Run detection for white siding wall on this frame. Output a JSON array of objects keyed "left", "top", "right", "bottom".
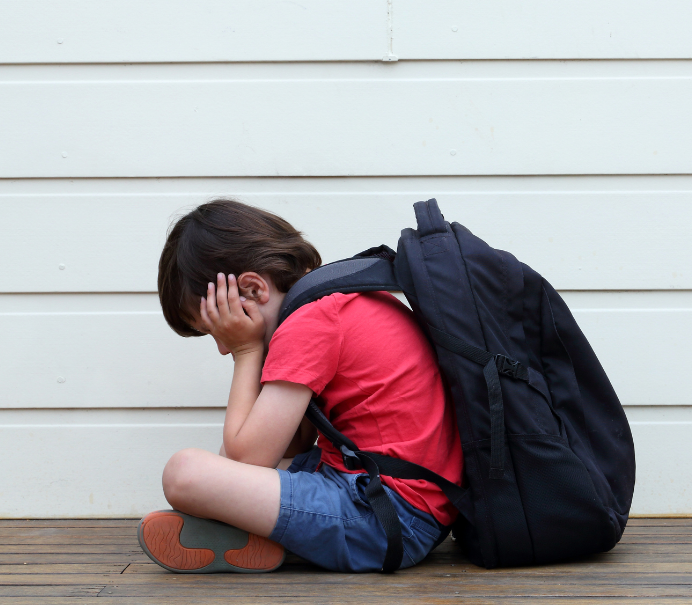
[{"left": 1, "top": 1, "right": 690, "bottom": 517}]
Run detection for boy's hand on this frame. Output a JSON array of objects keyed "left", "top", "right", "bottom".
[{"left": 200, "top": 273, "right": 266, "bottom": 357}]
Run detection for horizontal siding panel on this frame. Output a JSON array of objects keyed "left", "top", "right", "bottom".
[
  {"left": 573, "top": 309, "right": 692, "bottom": 406},
  {"left": 1, "top": 188, "right": 690, "bottom": 292},
  {"left": 628, "top": 406, "right": 692, "bottom": 516},
  {"left": 0, "top": 293, "right": 689, "bottom": 408},
  {"left": 0, "top": 0, "right": 386, "bottom": 64},
  {"left": 0, "top": 405, "right": 686, "bottom": 517},
  {"left": 3, "top": 63, "right": 692, "bottom": 177},
  {"left": 0, "top": 408, "right": 224, "bottom": 518},
  {"left": 3, "top": 1, "right": 692, "bottom": 63},
  {"left": 395, "top": 0, "right": 692, "bottom": 59},
  {"left": 0, "top": 310, "right": 230, "bottom": 409}
]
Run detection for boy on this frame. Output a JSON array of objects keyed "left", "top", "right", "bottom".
[{"left": 138, "top": 198, "right": 463, "bottom": 573}]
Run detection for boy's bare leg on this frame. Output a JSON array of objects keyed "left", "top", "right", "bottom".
[{"left": 162, "top": 447, "right": 281, "bottom": 537}]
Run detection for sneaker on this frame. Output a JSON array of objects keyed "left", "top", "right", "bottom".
[{"left": 137, "top": 510, "right": 285, "bottom": 573}]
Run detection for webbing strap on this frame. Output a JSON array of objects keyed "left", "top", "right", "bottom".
[
  {"left": 357, "top": 452, "right": 404, "bottom": 573},
  {"left": 305, "top": 400, "right": 358, "bottom": 452},
  {"left": 483, "top": 358, "right": 505, "bottom": 479},
  {"left": 427, "top": 325, "right": 529, "bottom": 382},
  {"left": 304, "top": 401, "right": 468, "bottom": 573},
  {"left": 362, "top": 452, "right": 468, "bottom": 511},
  {"left": 427, "top": 325, "right": 494, "bottom": 367},
  {"left": 305, "top": 402, "right": 403, "bottom": 571},
  {"left": 427, "top": 325, "right": 532, "bottom": 480}
]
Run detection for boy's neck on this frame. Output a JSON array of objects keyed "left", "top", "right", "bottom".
[{"left": 261, "top": 290, "right": 286, "bottom": 349}]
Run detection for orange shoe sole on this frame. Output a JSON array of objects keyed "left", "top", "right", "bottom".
[{"left": 137, "top": 510, "right": 285, "bottom": 573}]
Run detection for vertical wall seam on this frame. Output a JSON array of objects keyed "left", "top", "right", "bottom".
[{"left": 383, "top": 0, "right": 398, "bottom": 61}]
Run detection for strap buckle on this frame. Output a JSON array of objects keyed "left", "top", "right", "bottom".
[
  {"left": 340, "top": 445, "right": 362, "bottom": 471},
  {"left": 495, "top": 354, "right": 521, "bottom": 379}
]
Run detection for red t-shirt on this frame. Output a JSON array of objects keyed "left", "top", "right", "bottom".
[{"left": 261, "top": 291, "right": 463, "bottom": 526}]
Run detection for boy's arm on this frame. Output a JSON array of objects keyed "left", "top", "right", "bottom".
[
  {"left": 219, "top": 416, "right": 316, "bottom": 460},
  {"left": 201, "top": 273, "right": 314, "bottom": 467},
  {"left": 221, "top": 347, "right": 313, "bottom": 467},
  {"left": 283, "top": 416, "right": 318, "bottom": 458},
  {"left": 224, "top": 378, "right": 313, "bottom": 467},
  {"left": 220, "top": 415, "right": 316, "bottom": 461}
]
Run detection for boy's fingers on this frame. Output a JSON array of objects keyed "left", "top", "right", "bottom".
[
  {"left": 216, "top": 273, "right": 230, "bottom": 318},
  {"left": 240, "top": 297, "right": 262, "bottom": 322},
  {"left": 199, "top": 297, "right": 213, "bottom": 330},
  {"left": 206, "top": 282, "right": 219, "bottom": 321},
  {"left": 226, "top": 274, "right": 245, "bottom": 317}
]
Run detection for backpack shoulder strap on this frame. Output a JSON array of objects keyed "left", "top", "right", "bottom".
[
  {"left": 278, "top": 244, "right": 469, "bottom": 572},
  {"left": 278, "top": 246, "right": 399, "bottom": 325},
  {"left": 305, "top": 400, "right": 469, "bottom": 573}
]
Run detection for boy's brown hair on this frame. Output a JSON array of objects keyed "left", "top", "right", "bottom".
[{"left": 158, "top": 198, "right": 322, "bottom": 337}]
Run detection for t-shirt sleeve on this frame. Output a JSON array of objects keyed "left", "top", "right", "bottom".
[{"left": 261, "top": 296, "right": 342, "bottom": 395}]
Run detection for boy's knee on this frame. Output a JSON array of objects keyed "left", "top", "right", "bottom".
[{"left": 162, "top": 448, "right": 205, "bottom": 508}]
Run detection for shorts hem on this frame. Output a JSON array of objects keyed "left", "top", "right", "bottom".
[{"left": 269, "top": 469, "right": 293, "bottom": 543}]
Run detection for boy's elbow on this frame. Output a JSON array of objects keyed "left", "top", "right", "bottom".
[
  {"left": 222, "top": 434, "right": 255, "bottom": 465},
  {"left": 222, "top": 435, "right": 242, "bottom": 462},
  {"left": 223, "top": 435, "right": 280, "bottom": 468}
]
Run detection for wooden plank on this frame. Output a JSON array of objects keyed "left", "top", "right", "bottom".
[
  {"left": 0, "top": 598, "right": 457, "bottom": 605},
  {"left": 623, "top": 526, "right": 692, "bottom": 535},
  {"left": 429, "top": 553, "right": 692, "bottom": 565},
  {"left": 432, "top": 538, "right": 692, "bottom": 554},
  {"left": 395, "top": 0, "right": 692, "bottom": 59},
  {"left": 0, "top": 598, "right": 479, "bottom": 605},
  {"left": 0, "top": 553, "right": 148, "bottom": 564},
  {"left": 3, "top": 62, "right": 692, "bottom": 177},
  {"left": 619, "top": 537, "right": 692, "bottom": 544},
  {"left": 121, "top": 559, "right": 692, "bottom": 575},
  {"left": 0, "top": 521, "right": 138, "bottom": 541},
  {"left": 2, "top": 537, "right": 690, "bottom": 565},
  {"left": 0, "top": 520, "right": 139, "bottom": 528},
  {"left": 3, "top": 567, "right": 691, "bottom": 586},
  {"left": 609, "top": 545, "right": 692, "bottom": 555},
  {"left": 2, "top": 589, "right": 689, "bottom": 605},
  {"left": 0, "top": 0, "right": 386, "bottom": 64},
  {"left": 9, "top": 587, "right": 689, "bottom": 605},
  {"left": 0, "top": 528, "right": 140, "bottom": 540},
  {"left": 411, "top": 561, "right": 692, "bottom": 575},
  {"left": 0, "top": 564, "right": 127, "bottom": 574},
  {"left": 628, "top": 518, "right": 692, "bottom": 525},
  {"left": 0, "top": 523, "right": 690, "bottom": 604},
  {"left": 0, "top": 545, "right": 142, "bottom": 555},
  {"left": 44, "top": 579, "right": 692, "bottom": 598},
  {"left": 0, "top": 536, "right": 138, "bottom": 545},
  {"left": 0, "top": 587, "right": 104, "bottom": 598},
  {"left": 2, "top": 189, "right": 691, "bottom": 292}
]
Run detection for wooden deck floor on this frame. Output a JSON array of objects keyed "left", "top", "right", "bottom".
[{"left": 0, "top": 518, "right": 690, "bottom": 604}]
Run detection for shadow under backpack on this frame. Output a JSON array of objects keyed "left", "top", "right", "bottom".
[{"left": 277, "top": 199, "right": 636, "bottom": 573}]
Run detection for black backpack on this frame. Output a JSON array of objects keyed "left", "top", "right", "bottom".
[{"left": 278, "top": 198, "right": 636, "bottom": 573}]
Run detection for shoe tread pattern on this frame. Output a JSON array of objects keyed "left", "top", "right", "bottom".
[
  {"left": 141, "top": 512, "right": 214, "bottom": 570},
  {"left": 224, "top": 533, "right": 284, "bottom": 570}
]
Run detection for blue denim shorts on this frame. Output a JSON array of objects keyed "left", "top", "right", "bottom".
[{"left": 269, "top": 447, "right": 449, "bottom": 572}]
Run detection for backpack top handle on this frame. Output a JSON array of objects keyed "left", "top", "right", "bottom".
[{"left": 414, "top": 198, "right": 447, "bottom": 236}]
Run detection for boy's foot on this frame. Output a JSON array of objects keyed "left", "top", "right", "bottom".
[{"left": 137, "top": 510, "right": 285, "bottom": 573}]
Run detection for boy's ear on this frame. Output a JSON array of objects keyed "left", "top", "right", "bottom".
[{"left": 237, "top": 272, "right": 269, "bottom": 304}]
